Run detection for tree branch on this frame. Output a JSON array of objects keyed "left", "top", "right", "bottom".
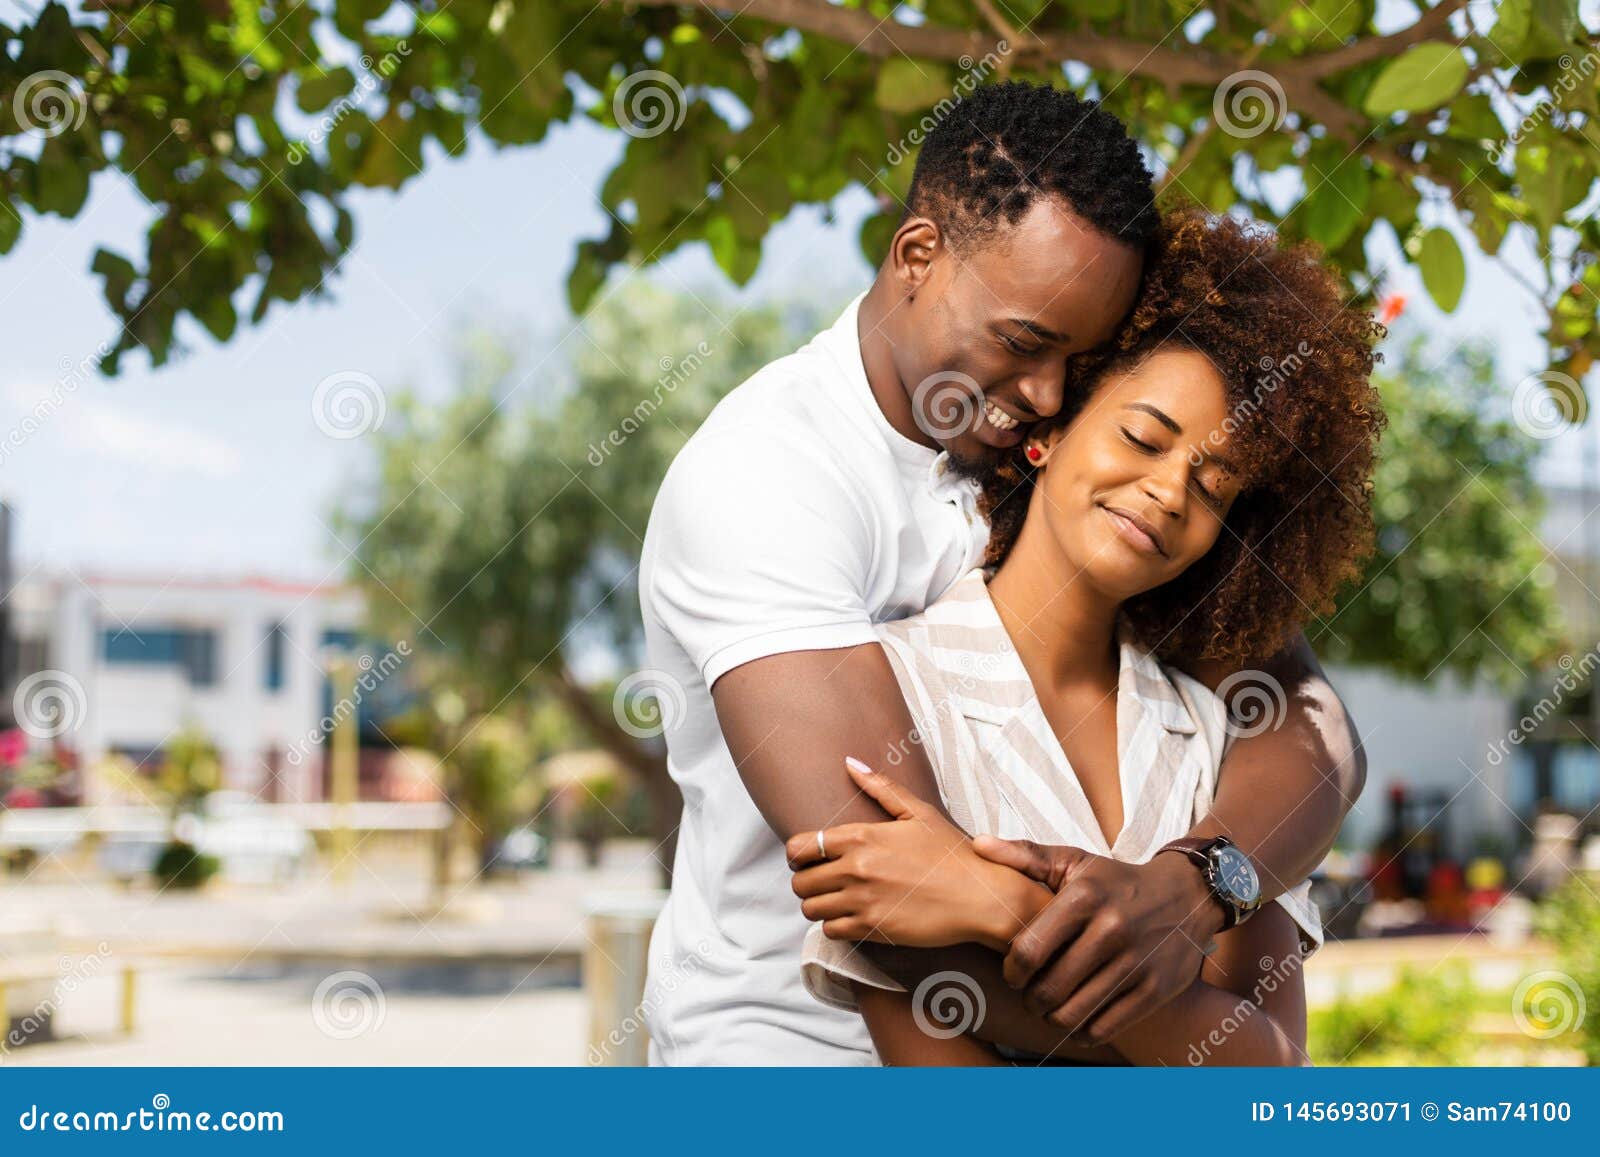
[
  {"left": 616, "top": 0, "right": 1238, "bottom": 87},
  {"left": 613, "top": 0, "right": 1456, "bottom": 152},
  {"left": 1291, "top": 0, "right": 1472, "bottom": 79}
]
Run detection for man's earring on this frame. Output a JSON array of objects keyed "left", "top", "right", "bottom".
[{"left": 1025, "top": 444, "right": 1043, "bottom": 464}]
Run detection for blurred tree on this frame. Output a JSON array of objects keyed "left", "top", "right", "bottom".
[
  {"left": 1315, "top": 339, "right": 1563, "bottom": 684},
  {"left": 336, "top": 284, "right": 801, "bottom": 881},
  {"left": 3, "top": 1, "right": 1598, "bottom": 415}
]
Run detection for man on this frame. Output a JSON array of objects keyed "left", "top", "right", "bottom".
[{"left": 639, "top": 82, "right": 1363, "bottom": 1065}]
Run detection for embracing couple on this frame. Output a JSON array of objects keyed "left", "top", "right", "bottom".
[{"left": 638, "top": 81, "right": 1382, "bottom": 1066}]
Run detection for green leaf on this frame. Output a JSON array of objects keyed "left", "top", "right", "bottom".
[
  {"left": 566, "top": 242, "right": 608, "bottom": 313},
  {"left": 1487, "top": 0, "right": 1531, "bottom": 59},
  {"left": 1363, "top": 44, "right": 1470, "bottom": 116},
  {"left": 32, "top": 140, "right": 90, "bottom": 216},
  {"left": 1417, "top": 227, "right": 1466, "bottom": 312},
  {"left": 194, "top": 294, "right": 237, "bottom": 343},
  {"left": 704, "top": 212, "right": 760, "bottom": 283},
  {"left": 1444, "top": 93, "right": 1505, "bottom": 143},
  {"left": 874, "top": 58, "right": 954, "bottom": 115},
  {"left": 1300, "top": 152, "right": 1370, "bottom": 249},
  {"left": 0, "top": 200, "right": 22, "bottom": 256},
  {"left": 296, "top": 67, "right": 355, "bottom": 113},
  {"left": 91, "top": 246, "right": 138, "bottom": 301}
]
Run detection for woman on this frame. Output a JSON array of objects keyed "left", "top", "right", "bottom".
[{"left": 786, "top": 209, "right": 1384, "bottom": 1066}]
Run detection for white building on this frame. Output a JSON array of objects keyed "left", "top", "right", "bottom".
[{"left": 6, "top": 571, "right": 375, "bottom": 803}]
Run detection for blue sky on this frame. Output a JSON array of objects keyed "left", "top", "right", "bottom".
[{"left": 0, "top": 86, "right": 1587, "bottom": 588}]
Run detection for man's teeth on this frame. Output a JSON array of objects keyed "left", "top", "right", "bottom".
[{"left": 984, "top": 401, "right": 1018, "bottom": 431}]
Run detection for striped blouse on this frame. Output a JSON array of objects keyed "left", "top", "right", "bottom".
[{"left": 801, "top": 567, "right": 1323, "bottom": 1011}]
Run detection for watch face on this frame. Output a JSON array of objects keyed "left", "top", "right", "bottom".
[{"left": 1213, "top": 845, "right": 1260, "bottom": 904}]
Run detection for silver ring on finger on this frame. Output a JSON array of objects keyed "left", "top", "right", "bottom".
[{"left": 817, "top": 830, "right": 827, "bottom": 860}]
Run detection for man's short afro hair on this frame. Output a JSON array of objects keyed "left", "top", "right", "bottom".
[{"left": 906, "top": 81, "right": 1158, "bottom": 251}]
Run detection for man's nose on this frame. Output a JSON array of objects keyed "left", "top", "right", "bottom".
[{"left": 1016, "top": 359, "right": 1066, "bottom": 418}]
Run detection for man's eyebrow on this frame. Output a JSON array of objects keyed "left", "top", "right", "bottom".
[
  {"left": 1123, "top": 402, "right": 1182, "bottom": 434},
  {"left": 1004, "top": 318, "right": 1070, "bottom": 344}
]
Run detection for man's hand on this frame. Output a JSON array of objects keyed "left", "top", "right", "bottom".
[
  {"left": 972, "top": 836, "right": 1227, "bottom": 1042},
  {"left": 787, "top": 759, "right": 1047, "bottom": 952}
]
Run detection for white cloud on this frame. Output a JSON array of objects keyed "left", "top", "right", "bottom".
[{"left": 0, "top": 378, "right": 242, "bottom": 478}]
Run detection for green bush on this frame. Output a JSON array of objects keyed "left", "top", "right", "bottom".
[
  {"left": 1535, "top": 874, "right": 1600, "bottom": 1065},
  {"left": 1310, "top": 966, "right": 1477, "bottom": 1066},
  {"left": 152, "top": 840, "right": 219, "bottom": 890}
]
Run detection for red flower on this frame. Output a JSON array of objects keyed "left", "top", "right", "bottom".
[
  {"left": 1377, "top": 292, "right": 1408, "bottom": 326},
  {"left": 0, "top": 729, "right": 26, "bottom": 767}
]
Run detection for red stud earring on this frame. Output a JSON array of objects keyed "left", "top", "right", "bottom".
[{"left": 1025, "top": 445, "right": 1043, "bottom": 463}]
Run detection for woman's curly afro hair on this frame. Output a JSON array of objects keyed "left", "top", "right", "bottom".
[{"left": 981, "top": 208, "right": 1387, "bottom": 668}]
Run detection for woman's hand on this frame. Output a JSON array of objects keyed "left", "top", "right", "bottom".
[{"left": 786, "top": 758, "right": 1048, "bottom": 951}]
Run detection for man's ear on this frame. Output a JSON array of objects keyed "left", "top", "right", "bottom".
[{"left": 889, "top": 216, "right": 941, "bottom": 297}]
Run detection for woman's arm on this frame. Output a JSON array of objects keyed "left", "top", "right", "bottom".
[
  {"left": 856, "top": 984, "right": 1010, "bottom": 1066},
  {"left": 1101, "top": 902, "right": 1310, "bottom": 1067}
]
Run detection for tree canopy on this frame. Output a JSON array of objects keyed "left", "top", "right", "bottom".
[
  {"left": 1313, "top": 338, "right": 1562, "bottom": 686},
  {"left": 2, "top": 0, "right": 1598, "bottom": 411}
]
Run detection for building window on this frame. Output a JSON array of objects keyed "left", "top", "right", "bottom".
[
  {"left": 101, "top": 627, "right": 219, "bottom": 687},
  {"left": 265, "top": 622, "right": 287, "bottom": 692}
]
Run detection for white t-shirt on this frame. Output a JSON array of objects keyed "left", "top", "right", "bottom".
[{"left": 639, "top": 293, "right": 989, "bottom": 1065}]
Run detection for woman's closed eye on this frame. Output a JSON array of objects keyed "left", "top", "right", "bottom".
[
  {"left": 1120, "top": 427, "right": 1160, "bottom": 454},
  {"left": 1190, "top": 478, "right": 1224, "bottom": 508}
]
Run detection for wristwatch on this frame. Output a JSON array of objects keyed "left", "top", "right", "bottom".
[{"left": 1156, "top": 835, "right": 1262, "bottom": 931}]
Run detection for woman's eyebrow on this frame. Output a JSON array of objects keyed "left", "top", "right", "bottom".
[{"left": 1122, "top": 402, "right": 1182, "bottom": 434}]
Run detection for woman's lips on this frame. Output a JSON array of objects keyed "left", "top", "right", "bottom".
[{"left": 1102, "top": 505, "right": 1167, "bottom": 557}]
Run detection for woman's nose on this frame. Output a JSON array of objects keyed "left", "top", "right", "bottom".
[{"left": 1143, "top": 461, "right": 1188, "bottom": 515}]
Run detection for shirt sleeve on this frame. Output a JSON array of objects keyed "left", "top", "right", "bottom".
[
  {"left": 799, "top": 923, "right": 905, "bottom": 1011},
  {"left": 645, "top": 426, "right": 881, "bottom": 688}
]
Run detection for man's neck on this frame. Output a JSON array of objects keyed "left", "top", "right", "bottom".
[{"left": 856, "top": 277, "right": 940, "bottom": 451}]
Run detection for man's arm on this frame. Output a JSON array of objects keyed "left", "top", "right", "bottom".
[{"left": 986, "top": 634, "right": 1362, "bottom": 1043}]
